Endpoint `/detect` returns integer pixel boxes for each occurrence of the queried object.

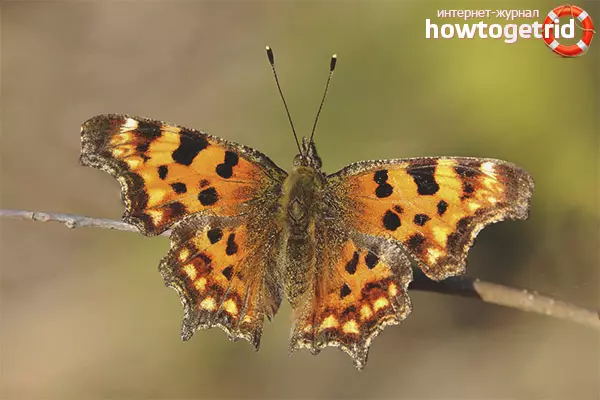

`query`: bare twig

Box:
[0,209,169,236]
[1,208,599,332]
[410,272,600,331]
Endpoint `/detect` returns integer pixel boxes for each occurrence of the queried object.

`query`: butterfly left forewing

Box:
[80,114,286,235]
[330,157,534,280]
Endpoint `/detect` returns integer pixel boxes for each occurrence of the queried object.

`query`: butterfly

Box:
[79,47,534,369]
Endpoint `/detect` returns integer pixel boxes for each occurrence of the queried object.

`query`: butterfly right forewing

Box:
[331,157,534,280]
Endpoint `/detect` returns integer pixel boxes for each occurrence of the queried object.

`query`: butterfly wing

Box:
[330,157,534,280]
[80,114,287,347]
[80,114,287,235]
[290,233,412,369]
[289,156,533,369]
[160,213,284,347]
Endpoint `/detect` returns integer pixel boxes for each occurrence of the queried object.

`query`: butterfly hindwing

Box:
[80,114,287,235]
[331,157,534,280]
[289,233,413,369]
[159,213,284,349]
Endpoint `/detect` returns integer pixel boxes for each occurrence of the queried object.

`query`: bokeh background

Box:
[1,1,598,399]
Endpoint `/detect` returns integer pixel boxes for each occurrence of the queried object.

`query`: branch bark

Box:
[1,208,598,331]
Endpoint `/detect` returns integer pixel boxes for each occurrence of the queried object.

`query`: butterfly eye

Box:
[293,154,307,167]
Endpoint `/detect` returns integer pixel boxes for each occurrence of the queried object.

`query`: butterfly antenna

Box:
[309,54,337,144]
[265,46,302,155]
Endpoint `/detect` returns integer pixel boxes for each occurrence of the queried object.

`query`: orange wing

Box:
[80,114,286,235]
[290,234,412,369]
[159,213,283,348]
[331,157,534,280]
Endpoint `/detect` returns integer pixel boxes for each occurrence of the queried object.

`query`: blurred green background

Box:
[1,1,598,398]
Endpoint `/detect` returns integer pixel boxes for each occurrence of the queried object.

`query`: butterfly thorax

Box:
[281,165,326,238]
[281,138,325,235]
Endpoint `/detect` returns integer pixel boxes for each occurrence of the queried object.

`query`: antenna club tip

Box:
[330,54,338,72]
[266,46,274,65]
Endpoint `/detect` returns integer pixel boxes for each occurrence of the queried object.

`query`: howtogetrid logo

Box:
[426,4,595,58]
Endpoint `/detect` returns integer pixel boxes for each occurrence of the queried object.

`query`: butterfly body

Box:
[80,113,533,369]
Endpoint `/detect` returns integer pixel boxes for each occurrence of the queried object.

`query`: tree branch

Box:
[409,272,600,331]
[0,209,169,236]
[1,208,598,332]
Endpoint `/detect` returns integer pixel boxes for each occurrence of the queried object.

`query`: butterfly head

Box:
[294,137,322,169]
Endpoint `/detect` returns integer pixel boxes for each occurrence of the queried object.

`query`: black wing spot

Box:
[393,205,404,214]
[137,121,162,139]
[216,151,240,179]
[226,233,238,255]
[224,151,239,166]
[462,182,475,195]
[375,183,393,198]
[172,134,209,166]
[373,170,393,198]
[407,165,439,195]
[437,200,448,216]
[170,182,187,194]
[340,283,352,298]
[222,265,234,281]
[198,187,218,206]
[383,210,401,231]
[216,164,233,179]
[365,252,379,269]
[207,228,223,244]
[345,251,359,275]
[374,170,388,184]
[158,165,168,180]
[413,213,431,226]
[199,179,210,188]
[136,142,150,152]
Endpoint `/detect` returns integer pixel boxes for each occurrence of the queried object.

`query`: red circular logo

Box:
[543,5,595,57]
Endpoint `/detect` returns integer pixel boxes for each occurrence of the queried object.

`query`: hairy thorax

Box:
[281,166,325,238]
